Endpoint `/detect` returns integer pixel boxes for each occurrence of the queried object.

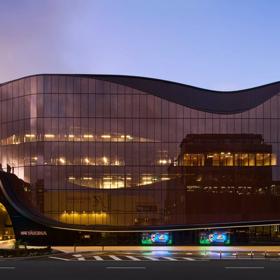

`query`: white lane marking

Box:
[73,254,86,261]
[144,256,159,261]
[162,257,177,261]
[109,255,122,261]
[230,258,265,260]
[93,255,103,261]
[225,267,264,270]
[49,256,70,261]
[106,267,146,270]
[126,256,140,261]
[182,257,195,261]
[0,267,15,270]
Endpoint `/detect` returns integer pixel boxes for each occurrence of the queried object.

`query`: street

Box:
[1,249,280,280]
[0,258,279,280]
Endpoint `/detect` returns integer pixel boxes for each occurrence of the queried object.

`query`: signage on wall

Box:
[141,232,172,245]
[20,230,47,236]
[199,231,230,245]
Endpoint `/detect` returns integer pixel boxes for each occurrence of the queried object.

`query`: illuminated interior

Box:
[59,211,107,225]
[0,203,14,241]
[182,153,277,166]
[0,133,156,146]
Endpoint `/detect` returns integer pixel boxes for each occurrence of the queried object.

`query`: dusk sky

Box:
[0,0,280,90]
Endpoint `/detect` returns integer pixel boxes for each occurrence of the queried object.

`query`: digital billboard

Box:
[199,231,230,245]
[141,232,172,245]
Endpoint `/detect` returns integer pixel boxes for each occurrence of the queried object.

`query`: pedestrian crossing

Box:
[52,254,197,262]
[108,255,122,261]
[93,255,103,261]
[125,256,141,261]
[73,254,86,261]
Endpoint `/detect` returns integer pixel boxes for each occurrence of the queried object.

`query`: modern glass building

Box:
[1,74,280,245]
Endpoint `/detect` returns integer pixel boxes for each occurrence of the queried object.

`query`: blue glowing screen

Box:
[199,231,230,245]
[141,232,172,245]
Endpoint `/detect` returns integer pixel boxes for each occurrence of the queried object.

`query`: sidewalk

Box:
[0,239,46,250]
[52,245,280,253]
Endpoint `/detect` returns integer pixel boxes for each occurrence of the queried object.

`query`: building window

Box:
[182,154,204,166]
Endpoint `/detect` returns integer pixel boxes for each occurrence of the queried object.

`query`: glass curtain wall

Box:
[0,75,280,228]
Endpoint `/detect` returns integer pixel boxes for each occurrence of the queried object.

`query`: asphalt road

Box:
[0,259,280,280]
[1,249,280,280]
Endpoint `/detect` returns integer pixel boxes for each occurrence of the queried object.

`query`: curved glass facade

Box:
[1,75,280,230]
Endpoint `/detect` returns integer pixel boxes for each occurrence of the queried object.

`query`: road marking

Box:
[106,267,146,270]
[162,257,177,261]
[109,255,122,261]
[182,257,195,261]
[93,255,103,261]
[126,256,140,261]
[144,256,159,261]
[225,267,264,270]
[73,254,85,261]
[0,267,15,270]
[49,256,70,261]
[230,258,265,260]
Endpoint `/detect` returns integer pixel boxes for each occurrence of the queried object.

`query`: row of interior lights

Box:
[67,175,170,182]
[25,134,133,140]
[68,176,132,180]
[62,211,106,215]
[57,156,119,165]
[31,156,170,165]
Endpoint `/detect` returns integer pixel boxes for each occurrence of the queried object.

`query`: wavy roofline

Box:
[1,73,280,93]
[1,74,280,114]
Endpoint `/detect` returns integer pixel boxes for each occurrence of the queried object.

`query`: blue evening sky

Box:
[0,0,280,90]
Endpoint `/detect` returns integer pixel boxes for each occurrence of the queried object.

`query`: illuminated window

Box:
[44,134,55,138]
[59,157,66,164]
[241,154,249,166]
[225,152,233,166]
[182,154,204,166]
[212,154,219,166]
[183,154,191,166]
[101,134,111,139]
[83,134,93,138]
[263,153,271,166]
[256,154,264,166]
[271,154,277,166]
[249,154,255,166]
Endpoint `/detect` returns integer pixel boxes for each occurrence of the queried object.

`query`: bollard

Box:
[220,251,222,259]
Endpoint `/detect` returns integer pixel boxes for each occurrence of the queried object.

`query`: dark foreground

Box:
[0,259,280,280]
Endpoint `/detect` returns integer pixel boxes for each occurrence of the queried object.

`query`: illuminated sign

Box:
[141,232,172,245]
[20,230,47,236]
[199,231,230,245]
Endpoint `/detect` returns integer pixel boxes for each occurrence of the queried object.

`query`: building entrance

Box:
[0,203,14,240]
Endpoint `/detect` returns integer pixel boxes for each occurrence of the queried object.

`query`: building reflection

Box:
[166,134,280,225]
